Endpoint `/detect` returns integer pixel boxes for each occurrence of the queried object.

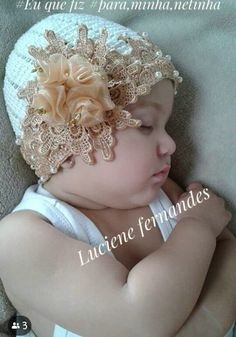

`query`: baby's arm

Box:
[175,232,236,337]
[0,206,217,337]
[163,178,236,336]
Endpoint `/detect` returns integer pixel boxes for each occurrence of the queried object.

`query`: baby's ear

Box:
[60,155,76,169]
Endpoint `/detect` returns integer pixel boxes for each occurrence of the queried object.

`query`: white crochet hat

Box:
[3,13,182,183]
[3,13,142,140]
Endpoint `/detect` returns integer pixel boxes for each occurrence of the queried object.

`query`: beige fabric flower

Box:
[66,55,95,87]
[67,90,104,127]
[32,86,68,123]
[68,97,104,127]
[37,54,69,85]
[33,54,115,126]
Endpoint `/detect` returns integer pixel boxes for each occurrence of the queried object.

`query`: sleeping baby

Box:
[1,13,236,337]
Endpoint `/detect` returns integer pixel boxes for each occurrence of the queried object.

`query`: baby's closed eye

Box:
[140,124,153,129]
[139,124,154,134]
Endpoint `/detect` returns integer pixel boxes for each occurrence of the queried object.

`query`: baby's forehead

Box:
[126,100,156,110]
[126,98,167,112]
[126,95,174,121]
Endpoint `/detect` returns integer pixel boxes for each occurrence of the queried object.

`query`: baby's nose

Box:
[157,134,176,156]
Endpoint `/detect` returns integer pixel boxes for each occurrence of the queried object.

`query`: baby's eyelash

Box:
[139,125,154,133]
[140,125,153,129]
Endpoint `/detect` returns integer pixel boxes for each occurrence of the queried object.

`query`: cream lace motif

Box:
[17,25,182,183]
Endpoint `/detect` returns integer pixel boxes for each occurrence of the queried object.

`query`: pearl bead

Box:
[15,138,22,145]
[50,166,57,174]
[173,70,179,77]
[40,176,46,183]
[178,76,183,83]
[165,55,171,61]
[155,71,162,79]
[141,32,149,38]
[156,50,163,57]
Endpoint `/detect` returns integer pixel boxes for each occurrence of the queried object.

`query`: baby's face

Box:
[54,79,176,209]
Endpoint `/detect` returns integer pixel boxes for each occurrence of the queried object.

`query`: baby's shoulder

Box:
[0,210,53,261]
[2,209,48,221]
[0,210,58,286]
[0,210,51,233]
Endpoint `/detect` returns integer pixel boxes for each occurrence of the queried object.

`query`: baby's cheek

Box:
[117,160,149,188]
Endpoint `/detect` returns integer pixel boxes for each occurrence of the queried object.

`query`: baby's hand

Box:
[176,182,232,238]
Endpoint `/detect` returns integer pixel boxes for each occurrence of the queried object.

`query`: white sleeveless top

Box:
[12,183,176,337]
[12,184,234,337]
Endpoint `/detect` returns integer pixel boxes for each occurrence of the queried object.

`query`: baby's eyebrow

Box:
[145,101,164,111]
[131,101,173,119]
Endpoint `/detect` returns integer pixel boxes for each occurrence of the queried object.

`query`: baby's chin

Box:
[124,186,162,209]
[147,187,162,204]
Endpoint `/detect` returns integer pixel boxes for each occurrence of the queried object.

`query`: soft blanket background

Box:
[0,0,235,334]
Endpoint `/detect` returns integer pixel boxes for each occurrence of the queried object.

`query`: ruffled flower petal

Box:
[67,55,94,87]
[32,86,68,123]
[37,54,69,86]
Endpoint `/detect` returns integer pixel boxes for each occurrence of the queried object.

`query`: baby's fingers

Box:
[186,182,203,191]
[226,210,232,221]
